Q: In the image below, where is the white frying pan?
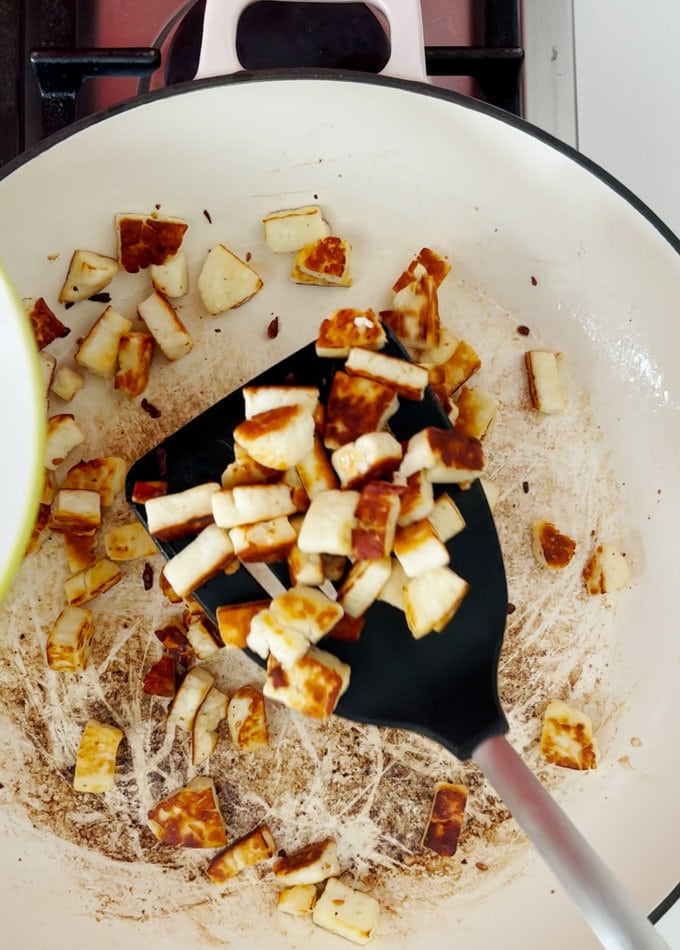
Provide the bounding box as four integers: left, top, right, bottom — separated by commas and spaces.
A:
0, 1, 678, 947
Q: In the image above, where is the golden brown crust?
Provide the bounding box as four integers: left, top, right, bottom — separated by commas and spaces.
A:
422, 783, 468, 857
117, 215, 188, 273
323, 371, 397, 450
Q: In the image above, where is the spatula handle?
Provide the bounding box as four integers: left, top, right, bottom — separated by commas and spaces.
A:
473, 735, 669, 950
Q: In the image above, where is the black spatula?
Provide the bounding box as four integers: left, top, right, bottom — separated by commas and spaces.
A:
127, 333, 667, 950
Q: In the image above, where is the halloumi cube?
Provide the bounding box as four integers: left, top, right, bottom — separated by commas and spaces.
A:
263, 204, 330, 252
396, 470, 434, 527
326, 613, 365, 642
198, 243, 263, 314
331, 432, 402, 490
345, 346, 428, 401
247, 608, 309, 665
113, 331, 154, 397
315, 307, 386, 358
104, 521, 158, 560
45, 413, 85, 470
192, 686, 229, 766
207, 824, 277, 886
391, 247, 451, 293
323, 371, 399, 451
427, 339, 481, 399
531, 520, 577, 570
64, 558, 122, 606
243, 385, 320, 421
45, 605, 94, 673
297, 490, 360, 557
427, 493, 466, 542
273, 838, 341, 886
525, 350, 564, 413
213, 483, 296, 529
312, 877, 380, 946
269, 586, 343, 642
150, 249, 189, 298
234, 404, 315, 471
73, 719, 124, 793
145, 481, 221, 540
167, 666, 215, 733
62, 531, 97, 573
24, 296, 70, 349
264, 646, 350, 720
400, 426, 485, 483
455, 385, 501, 439
384, 268, 440, 351
422, 782, 468, 857
216, 600, 270, 649
229, 516, 297, 562
49, 488, 101, 535
287, 544, 325, 587
221, 454, 279, 489
58, 250, 118, 303
352, 481, 402, 559
147, 775, 227, 848
63, 456, 127, 506
162, 523, 235, 598
227, 684, 269, 749
393, 520, 449, 578
75, 306, 132, 378
403, 566, 469, 638
138, 289, 193, 361
184, 614, 222, 659
277, 884, 317, 917
296, 434, 339, 499
583, 542, 631, 594
291, 236, 352, 286
51, 364, 84, 402
540, 699, 597, 769
322, 553, 348, 582
116, 212, 188, 273
377, 558, 408, 611
337, 558, 392, 618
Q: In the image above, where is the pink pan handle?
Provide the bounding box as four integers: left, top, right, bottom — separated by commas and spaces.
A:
194, 0, 428, 83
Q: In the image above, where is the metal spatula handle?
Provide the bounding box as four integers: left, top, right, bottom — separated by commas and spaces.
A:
473, 735, 669, 950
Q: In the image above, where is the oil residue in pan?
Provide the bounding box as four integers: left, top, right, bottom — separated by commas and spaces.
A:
0, 276, 628, 944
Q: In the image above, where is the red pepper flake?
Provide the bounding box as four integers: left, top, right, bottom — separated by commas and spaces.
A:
506, 603, 516, 615
476, 861, 489, 871
156, 446, 168, 478
267, 316, 280, 339
522, 480, 530, 493
530, 275, 538, 286
141, 398, 161, 419
203, 209, 212, 223
517, 325, 530, 336
245, 251, 252, 262
142, 562, 154, 590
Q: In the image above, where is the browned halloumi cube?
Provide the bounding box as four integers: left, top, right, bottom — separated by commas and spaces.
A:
167, 666, 215, 733
113, 331, 154, 397
131, 479, 167, 504
392, 247, 451, 293
427, 339, 482, 401
150, 249, 189, 298
216, 600, 270, 649
233, 404, 315, 471
273, 838, 341, 886
221, 454, 280, 489
192, 686, 229, 766
51, 364, 84, 402
377, 558, 408, 611
327, 613, 365, 641
45, 605, 94, 673
263, 204, 330, 252
287, 543, 325, 587
296, 434, 339, 499
49, 488, 101, 535
63, 456, 127, 507
64, 558, 122, 606
583, 542, 631, 594
331, 432, 402, 491
45, 413, 85, 470
227, 685, 269, 749
396, 470, 434, 527
63, 531, 98, 573
352, 480, 403, 559
345, 346, 428, 401
58, 250, 118, 303
403, 566, 469, 639
337, 557, 392, 618
428, 493, 466, 542
212, 483, 297, 529
531, 520, 577, 570
264, 646, 350, 720
145, 481, 220, 540
75, 306, 132, 378
323, 371, 399, 451
138, 289, 192, 361
159, 568, 183, 603
383, 268, 440, 351
116, 212, 188, 273
393, 520, 449, 578
162, 523, 235, 598
104, 521, 158, 560
184, 613, 222, 659
315, 307, 386, 358
229, 516, 297, 563
400, 426, 485, 484
322, 553, 348, 582
207, 823, 277, 886
269, 585, 344, 642
416, 326, 460, 367
277, 884, 317, 917
24, 296, 70, 349
291, 236, 352, 286
313, 877, 380, 946
455, 385, 501, 439
142, 655, 177, 697
242, 385, 319, 420
73, 719, 124, 793
198, 243, 263, 314
422, 782, 468, 857
247, 608, 310, 665
525, 350, 565, 413
147, 775, 227, 848
297, 489, 360, 557
540, 699, 597, 770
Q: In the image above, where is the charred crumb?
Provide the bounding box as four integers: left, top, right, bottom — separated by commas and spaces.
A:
517, 324, 530, 336
88, 292, 111, 304
522, 480, 530, 493
142, 562, 154, 590
245, 251, 252, 262
530, 276, 538, 286
214, 327, 221, 333
155, 203, 161, 210
65, 302, 75, 310
267, 317, 280, 339
203, 209, 212, 224
506, 603, 516, 614
141, 398, 161, 419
